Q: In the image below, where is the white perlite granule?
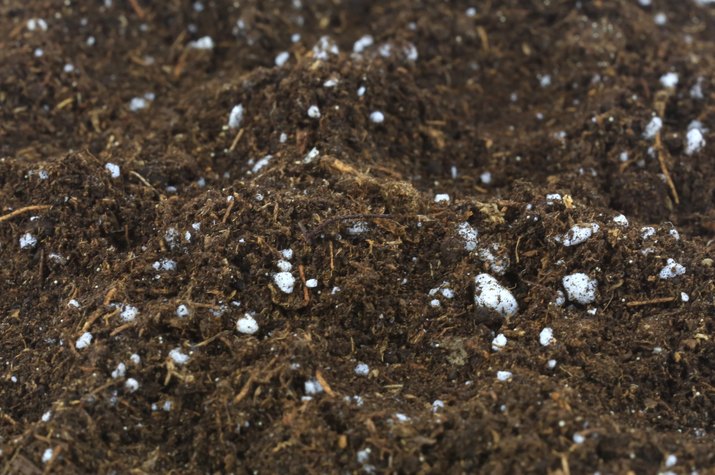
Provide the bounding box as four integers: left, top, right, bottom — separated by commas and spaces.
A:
491, 333, 507, 351
539, 328, 554, 346
496, 371, 513, 381
562, 273, 598, 305
457, 222, 478, 251
555, 223, 600, 246
274, 272, 296, 293
658, 258, 686, 279
354, 363, 369, 376
228, 104, 244, 129
685, 128, 705, 155
169, 348, 190, 365
236, 313, 259, 334
474, 274, 518, 317
643, 116, 662, 139
19, 233, 37, 249
75, 332, 93, 350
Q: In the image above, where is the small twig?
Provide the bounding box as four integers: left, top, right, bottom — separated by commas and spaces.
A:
193, 330, 230, 348
229, 128, 244, 152
328, 241, 335, 275
654, 132, 680, 205
103, 287, 117, 306
129, 171, 161, 196
303, 213, 391, 242
127, 0, 146, 19
109, 322, 135, 337
0, 205, 51, 223
298, 264, 310, 303
315, 370, 335, 397
233, 375, 255, 405
173, 48, 190, 78
514, 235, 522, 264
38, 249, 45, 282
222, 196, 236, 224
653, 89, 679, 205
626, 296, 675, 307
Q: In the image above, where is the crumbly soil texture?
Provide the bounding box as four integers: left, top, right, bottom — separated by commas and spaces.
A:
1, 1, 714, 473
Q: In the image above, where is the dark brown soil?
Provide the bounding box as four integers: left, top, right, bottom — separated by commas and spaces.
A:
1, 1, 714, 473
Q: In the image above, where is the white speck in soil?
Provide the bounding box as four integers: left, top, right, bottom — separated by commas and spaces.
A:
658, 258, 686, 280
124, 378, 140, 392
228, 104, 244, 129
307, 105, 321, 119
304, 378, 324, 395
496, 371, 513, 381
643, 116, 662, 139
562, 273, 598, 305
105, 162, 121, 178
120, 305, 139, 322
685, 128, 706, 155
474, 274, 518, 317
660, 72, 678, 88
75, 332, 93, 350
613, 214, 629, 226
555, 223, 600, 246
19, 233, 37, 249
352, 34, 374, 54
369, 111, 384, 123
111, 362, 126, 379
169, 348, 190, 365
457, 222, 478, 251
354, 363, 369, 376
491, 333, 507, 351
188, 36, 214, 50
276, 259, 292, 272
236, 313, 259, 334
274, 51, 290, 67
539, 328, 554, 346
